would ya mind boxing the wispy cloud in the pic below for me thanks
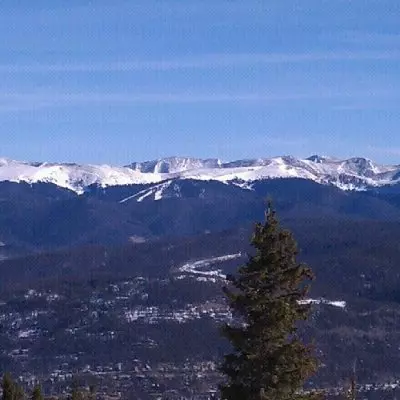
[0,88,395,112]
[0,87,397,114]
[331,104,398,111]
[339,31,400,47]
[1,51,399,73]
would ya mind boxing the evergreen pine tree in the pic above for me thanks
[1,374,25,400]
[88,384,96,400]
[70,377,83,400]
[1,373,15,400]
[220,204,320,400]
[31,385,43,400]
[13,384,24,400]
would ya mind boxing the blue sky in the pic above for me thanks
[0,0,399,165]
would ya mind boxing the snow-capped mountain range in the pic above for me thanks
[0,155,399,194]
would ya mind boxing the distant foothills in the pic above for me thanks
[1,154,400,193]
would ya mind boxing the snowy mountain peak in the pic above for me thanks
[0,154,400,193]
[126,157,222,174]
[306,155,333,163]
[341,157,377,176]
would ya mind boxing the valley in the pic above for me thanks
[2,159,400,398]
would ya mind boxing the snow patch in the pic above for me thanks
[119,181,173,203]
[176,253,243,282]
[298,298,346,308]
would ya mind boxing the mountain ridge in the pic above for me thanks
[0,154,399,193]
